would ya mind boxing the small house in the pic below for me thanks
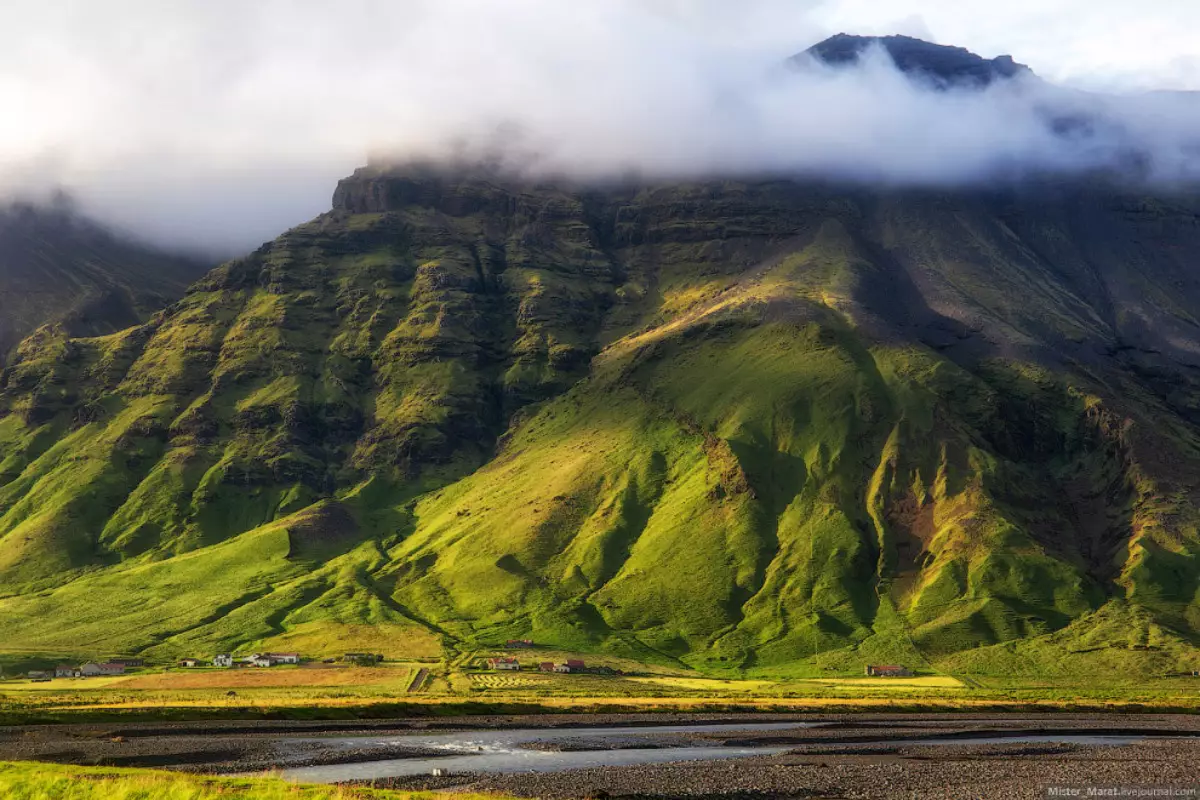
[552,663,572,673]
[80,662,126,677]
[865,664,912,678]
[27,670,52,682]
[267,652,300,665]
[179,658,200,668]
[213,654,233,668]
[566,659,585,671]
[54,665,80,678]
[250,655,274,668]
[487,657,520,671]
[538,662,555,672]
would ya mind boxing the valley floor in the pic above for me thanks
[6,658,1200,797]
[5,652,1200,724]
[4,659,1200,724]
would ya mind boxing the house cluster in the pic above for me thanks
[178,652,299,668]
[486,657,595,674]
[865,664,913,677]
[28,658,142,681]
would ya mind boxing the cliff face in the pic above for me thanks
[0,166,1198,673]
[0,203,206,362]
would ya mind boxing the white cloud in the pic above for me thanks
[0,1,1197,254]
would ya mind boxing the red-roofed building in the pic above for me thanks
[487,657,520,671]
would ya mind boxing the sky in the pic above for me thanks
[2,0,1199,255]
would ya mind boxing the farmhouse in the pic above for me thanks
[80,662,126,677]
[249,655,275,667]
[538,662,555,672]
[55,665,80,678]
[100,662,127,675]
[865,664,912,677]
[267,652,300,664]
[179,658,201,668]
[213,654,233,668]
[487,657,521,671]
[27,670,51,682]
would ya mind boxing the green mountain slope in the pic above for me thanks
[0,201,205,362]
[1,168,1198,674]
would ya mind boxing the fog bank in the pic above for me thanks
[2,1,1198,254]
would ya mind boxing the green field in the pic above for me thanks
[0,761,503,800]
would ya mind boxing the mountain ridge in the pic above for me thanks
[797,33,1033,88]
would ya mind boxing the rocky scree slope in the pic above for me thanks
[0,167,1198,675]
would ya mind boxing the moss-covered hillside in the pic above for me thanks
[1,167,1198,675]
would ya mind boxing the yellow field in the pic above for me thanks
[627,677,776,692]
[115,665,416,691]
[796,676,966,690]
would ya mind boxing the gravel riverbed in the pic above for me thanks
[1,712,1198,798]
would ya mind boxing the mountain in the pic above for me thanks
[0,200,206,363]
[1,35,1200,676]
[797,33,1032,88]
[1,161,1198,677]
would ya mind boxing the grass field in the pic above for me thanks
[0,761,504,800]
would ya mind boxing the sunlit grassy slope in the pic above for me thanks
[1,169,1199,676]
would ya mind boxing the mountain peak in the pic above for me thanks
[796,33,1033,88]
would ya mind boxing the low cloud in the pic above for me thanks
[1,1,1198,255]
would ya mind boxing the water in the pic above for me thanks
[304,721,821,752]
[277,722,1164,783]
[283,743,795,782]
[281,721,816,782]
